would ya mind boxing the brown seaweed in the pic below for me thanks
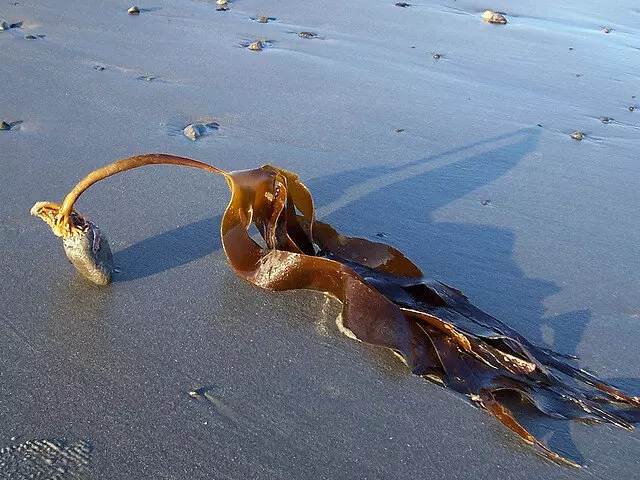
[31,154,640,467]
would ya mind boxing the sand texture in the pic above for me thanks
[1,0,639,478]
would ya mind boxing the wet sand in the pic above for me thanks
[1,0,639,478]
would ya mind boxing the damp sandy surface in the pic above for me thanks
[1,0,639,478]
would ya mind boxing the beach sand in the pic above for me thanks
[1,0,639,478]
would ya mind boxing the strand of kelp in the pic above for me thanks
[31,154,640,467]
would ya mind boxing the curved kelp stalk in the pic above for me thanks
[31,154,640,467]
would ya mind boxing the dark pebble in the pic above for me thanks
[601,117,611,124]
[375,232,387,238]
[127,6,140,15]
[298,31,316,39]
[629,106,635,112]
[603,27,611,34]
[24,34,37,39]
[481,200,490,206]
[433,53,441,59]
[395,128,404,133]
[395,2,411,7]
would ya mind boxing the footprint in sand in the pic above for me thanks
[0,438,93,478]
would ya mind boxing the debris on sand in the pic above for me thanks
[482,10,507,24]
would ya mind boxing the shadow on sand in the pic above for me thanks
[110,127,637,465]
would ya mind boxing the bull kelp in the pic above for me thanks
[31,154,640,467]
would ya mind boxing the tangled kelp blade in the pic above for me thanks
[32,155,640,467]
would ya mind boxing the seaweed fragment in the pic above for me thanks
[31,154,640,467]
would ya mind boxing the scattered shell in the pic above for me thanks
[600,117,611,124]
[298,31,316,39]
[432,53,441,59]
[0,121,11,131]
[570,131,584,141]
[216,0,227,5]
[395,2,411,7]
[183,123,207,141]
[127,6,140,15]
[247,40,264,51]
[603,27,611,34]
[0,21,10,31]
[482,10,507,24]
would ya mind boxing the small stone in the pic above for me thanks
[432,53,441,59]
[188,390,200,398]
[216,0,227,5]
[395,2,411,7]
[258,16,269,23]
[0,21,10,31]
[375,232,387,238]
[570,131,584,141]
[0,121,11,130]
[603,27,611,34]
[298,31,316,39]
[481,199,490,206]
[482,10,507,24]
[629,106,635,112]
[143,76,153,82]
[600,117,611,124]
[127,6,140,15]
[395,128,404,133]
[24,34,37,39]
[183,123,207,141]
[247,40,263,51]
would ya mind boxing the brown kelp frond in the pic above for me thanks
[32,156,640,467]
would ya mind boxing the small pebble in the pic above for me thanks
[375,232,387,238]
[0,121,11,131]
[629,106,635,112]
[24,34,37,39]
[603,27,611,34]
[482,10,507,24]
[0,21,10,31]
[570,131,584,141]
[127,6,140,15]
[247,40,264,51]
[395,128,404,133]
[432,53,441,59]
[216,0,227,5]
[600,117,611,124]
[256,16,275,23]
[183,123,207,141]
[298,31,316,39]
[188,390,200,398]
[395,2,411,7]
[481,199,491,206]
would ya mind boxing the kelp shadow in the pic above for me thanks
[303,127,606,465]
[113,215,222,282]
[101,127,637,465]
